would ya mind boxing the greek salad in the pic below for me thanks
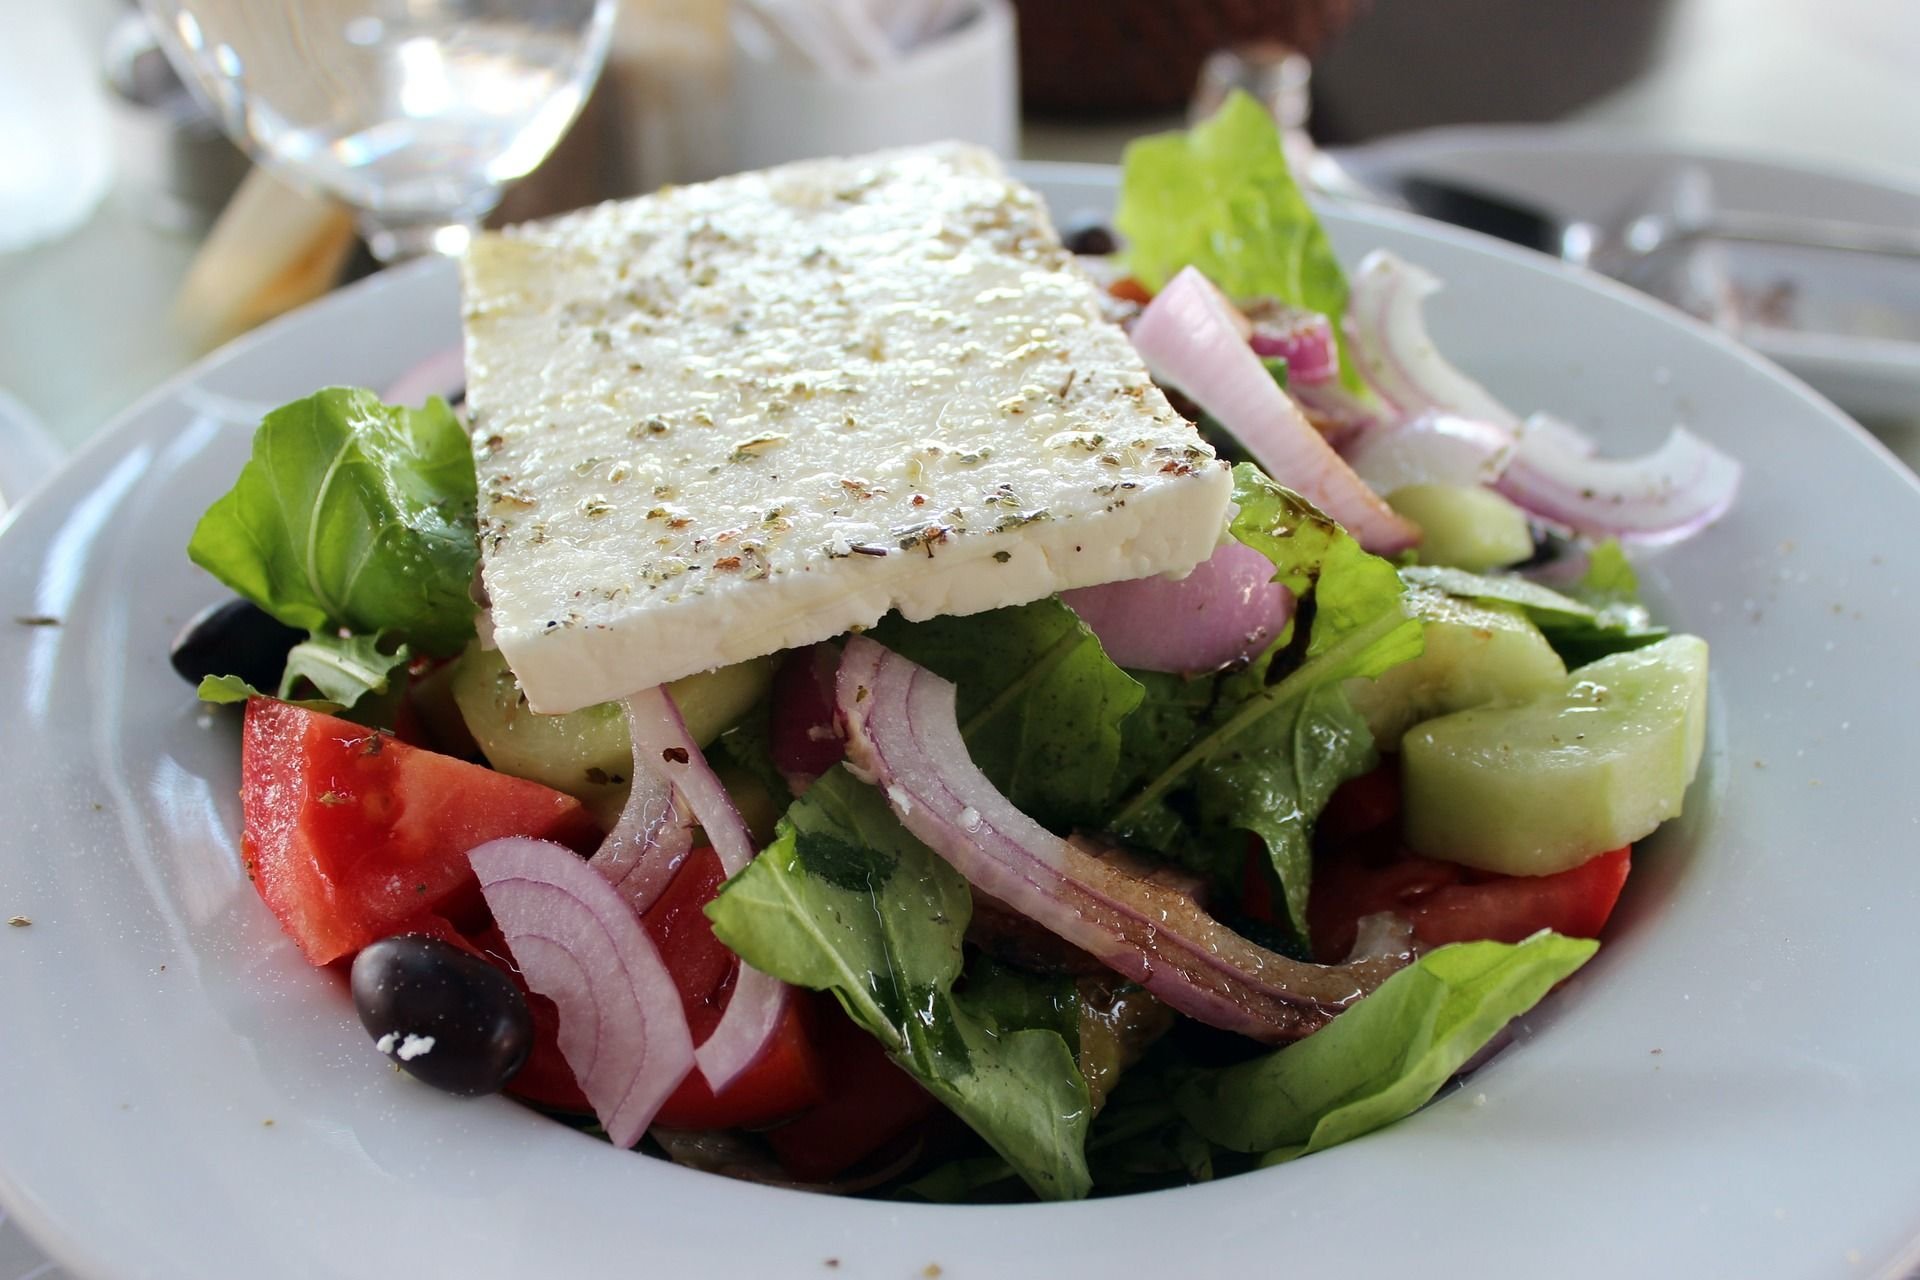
[175,95,1733,1201]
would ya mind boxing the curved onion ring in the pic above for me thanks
[1346,251,1520,429]
[1342,410,1516,495]
[608,686,791,1092]
[589,694,695,915]
[836,636,1411,1044]
[1244,302,1340,385]
[1131,267,1419,554]
[1495,417,1741,544]
[1061,540,1294,675]
[469,836,694,1148]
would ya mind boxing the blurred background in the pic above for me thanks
[1,0,1917,511]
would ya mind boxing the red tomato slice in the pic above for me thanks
[1309,838,1632,960]
[765,1008,937,1182]
[396,851,826,1128]
[241,698,599,965]
[647,848,826,1130]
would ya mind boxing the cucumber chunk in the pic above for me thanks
[450,644,773,825]
[1345,585,1567,748]
[1389,483,1535,572]
[1402,635,1709,875]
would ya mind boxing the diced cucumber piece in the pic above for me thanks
[1345,585,1567,748]
[1389,483,1535,572]
[450,644,773,825]
[671,660,778,748]
[1402,635,1709,875]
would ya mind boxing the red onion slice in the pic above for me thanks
[469,836,695,1148]
[1061,540,1294,675]
[1131,267,1420,555]
[589,693,695,915]
[1342,410,1517,494]
[615,686,792,1093]
[1347,251,1520,429]
[1243,301,1340,385]
[836,637,1410,1044]
[1495,417,1742,545]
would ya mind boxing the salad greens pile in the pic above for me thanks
[189,388,479,710]
[183,92,1634,1203]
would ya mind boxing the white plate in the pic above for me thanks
[1333,125,1920,422]
[5,168,1920,1280]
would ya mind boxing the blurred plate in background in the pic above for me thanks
[1335,125,1920,423]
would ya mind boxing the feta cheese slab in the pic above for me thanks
[463,144,1232,713]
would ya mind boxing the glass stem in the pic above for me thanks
[356,213,481,264]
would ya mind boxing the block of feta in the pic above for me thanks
[462,144,1232,713]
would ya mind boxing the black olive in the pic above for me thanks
[169,598,304,691]
[350,935,533,1097]
[1062,221,1117,257]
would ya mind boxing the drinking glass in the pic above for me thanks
[142,0,619,261]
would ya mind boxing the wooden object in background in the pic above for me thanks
[1012,0,1358,116]
[171,166,357,350]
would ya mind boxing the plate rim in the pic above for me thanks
[5,165,1920,1280]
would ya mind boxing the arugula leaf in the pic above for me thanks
[1116,92,1360,389]
[1175,933,1598,1162]
[1109,466,1420,932]
[872,599,1143,830]
[706,769,1093,1200]
[195,675,339,712]
[1188,684,1378,936]
[1402,563,1664,666]
[188,388,479,658]
[279,633,411,707]
[896,1156,1029,1204]
[1084,1057,1220,1195]
[959,957,1080,1050]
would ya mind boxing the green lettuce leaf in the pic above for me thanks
[872,598,1143,830]
[1175,932,1598,1162]
[188,388,479,658]
[1401,563,1664,666]
[1115,91,1359,388]
[1109,465,1420,933]
[706,769,1093,1200]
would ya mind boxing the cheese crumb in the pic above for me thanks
[396,1034,436,1061]
[376,1032,437,1061]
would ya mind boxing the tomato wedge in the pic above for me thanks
[400,850,825,1128]
[1309,838,1632,960]
[647,847,825,1130]
[241,698,599,964]
[1294,765,1633,958]
[765,1009,937,1182]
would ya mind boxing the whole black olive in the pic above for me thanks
[169,598,304,691]
[350,935,534,1097]
[1062,221,1118,257]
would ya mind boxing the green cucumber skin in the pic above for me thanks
[1389,484,1535,573]
[450,644,773,825]
[1402,636,1709,875]
[1346,586,1567,748]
